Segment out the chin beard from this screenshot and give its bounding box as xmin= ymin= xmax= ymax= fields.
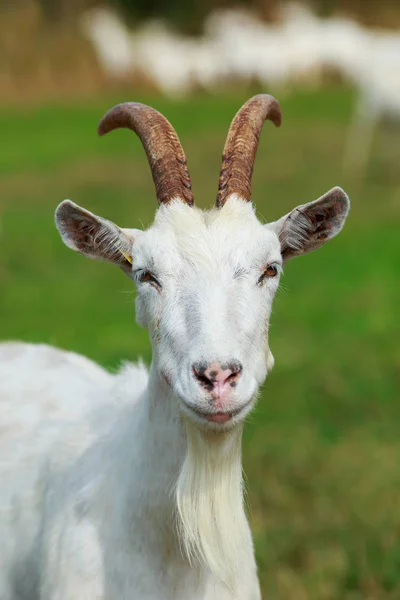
xmin=175 ymin=420 xmax=251 ymax=588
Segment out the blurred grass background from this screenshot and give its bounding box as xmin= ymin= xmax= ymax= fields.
xmin=1 ymin=85 xmax=399 ymax=598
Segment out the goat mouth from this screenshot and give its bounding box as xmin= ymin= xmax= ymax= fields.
xmin=205 ymin=412 xmax=232 ymax=423
xmin=185 ymin=401 xmax=252 ymax=426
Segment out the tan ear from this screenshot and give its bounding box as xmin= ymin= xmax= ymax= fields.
xmin=270 ymin=187 xmax=350 ymax=261
xmin=55 ymin=200 xmax=138 ymax=269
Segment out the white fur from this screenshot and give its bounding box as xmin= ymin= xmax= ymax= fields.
xmin=176 ymin=423 xmax=249 ymax=589
xmin=0 ymin=192 xmax=348 ymax=599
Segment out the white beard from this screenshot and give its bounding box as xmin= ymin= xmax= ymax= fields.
xmin=175 ymin=421 xmax=250 ymax=588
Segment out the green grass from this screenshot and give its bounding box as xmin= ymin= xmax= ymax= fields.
xmin=1 ymin=87 xmax=399 ymax=598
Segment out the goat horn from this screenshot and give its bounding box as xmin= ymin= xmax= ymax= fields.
xmin=98 ymin=102 xmax=194 ymax=206
xmin=216 ymin=94 xmax=282 ymax=208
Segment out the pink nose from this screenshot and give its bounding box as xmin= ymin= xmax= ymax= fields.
xmin=192 ymin=361 xmax=242 ymax=394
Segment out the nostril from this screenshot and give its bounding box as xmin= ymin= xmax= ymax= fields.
xmin=226 ymin=371 xmax=237 ymax=383
xmin=192 ymin=365 xmax=213 ymax=389
xmin=224 ymin=363 xmax=242 ymax=387
xmin=225 ymin=362 xmax=243 ymax=378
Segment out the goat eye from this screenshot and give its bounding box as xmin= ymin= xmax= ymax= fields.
xmin=138 ymin=271 xmax=161 ymax=288
xmin=257 ymin=264 xmax=279 ymax=285
xmin=265 ymin=265 xmax=278 ymax=278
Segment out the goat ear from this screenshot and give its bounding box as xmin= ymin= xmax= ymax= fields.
xmin=55 ymin=200 xmax=137 ymax=270
xmin=270 ymin=187 xmax=350 ymax=261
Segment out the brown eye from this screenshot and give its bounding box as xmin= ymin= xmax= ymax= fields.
xmin=265 ymin=265 xmax=278 ymax=278
xmin=139 ymin=271 xmax=152 ymax=282
xmin=257 ymin=264 xmax=279 ymax=285
xmin=138 ymin=271 xmax=161 ymax=288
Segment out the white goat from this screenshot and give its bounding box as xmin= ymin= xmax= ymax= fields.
xmin=0 ymin=95 xmax=350 ymax=600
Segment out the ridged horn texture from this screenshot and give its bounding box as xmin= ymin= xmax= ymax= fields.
xmin=98 ymin=102 xmax=194 ymax=206
xmin=216 ymin=94 xmax=282 ymax=208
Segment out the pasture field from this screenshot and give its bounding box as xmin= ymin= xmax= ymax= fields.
xmin=0 ymin=88 xmax=399 ymax=599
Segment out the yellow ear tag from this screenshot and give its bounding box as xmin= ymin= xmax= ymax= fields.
xmin=120 ymin=250 xmax=133 ymax=264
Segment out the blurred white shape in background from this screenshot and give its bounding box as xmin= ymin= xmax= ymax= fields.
xmin=81 ymin=8 xmax=135 ymax=77
xmin=342 ymin=31 xmax=400 ymax=174
xmin=80 ymin=3 xmax=400 ymax=173
xmin=134 ymin=21 xmax=193 ymax=97
xmin=204 ymin=10 xmax=286 ymax=86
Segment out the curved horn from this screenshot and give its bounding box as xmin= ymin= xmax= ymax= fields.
xmin=98 ymin=102 xmax=194 ymax=206
xmin=216 ymin=94 xmax=282 ymax=208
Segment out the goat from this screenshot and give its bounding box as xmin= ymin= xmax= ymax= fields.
xmin=0 ymin=95 xmax=350 ymax=600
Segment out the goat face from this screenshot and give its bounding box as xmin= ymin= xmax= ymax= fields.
xmin=132 ymin=197 xmax=281 ymax=429
xmin=56 ymin=186 xmax=349 ymax=431
xmin=55 ymin=96 xmax=350 ymax=432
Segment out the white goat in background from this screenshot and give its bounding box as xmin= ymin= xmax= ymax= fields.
xmin=81 ymin=3 xmax=400 ymax=108
xmin=0 ymin=95 xmax=349 ymax=600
